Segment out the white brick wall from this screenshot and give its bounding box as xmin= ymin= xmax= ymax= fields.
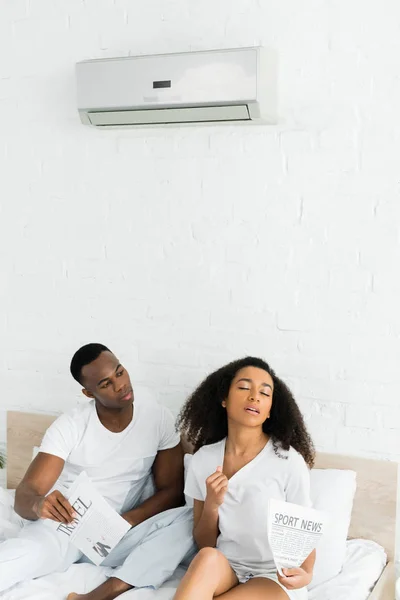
xmin=0 ymin=0 xmax=399 ymax=558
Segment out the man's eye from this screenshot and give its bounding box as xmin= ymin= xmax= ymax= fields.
xmin=117 ymin=370 xmax=124 ymax=377
xmin=102 ymin=382 xmax=110 ymax=388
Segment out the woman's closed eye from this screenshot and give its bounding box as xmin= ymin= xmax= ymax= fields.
xmin=239 ymin=386 xmax=270 ymax=397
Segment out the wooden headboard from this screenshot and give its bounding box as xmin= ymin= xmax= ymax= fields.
xmin=7 ymin=411 xmax=58 ymax=490
xmin=6 ymin=411 xmax=398 ymax=563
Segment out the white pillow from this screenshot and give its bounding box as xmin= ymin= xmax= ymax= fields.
xmin=309 ymin=469 xmax=356 ymax=589
xmin=183 ymin=454 xmax=356 ymax=589
xmin=310 ymin=539 xmax=386 ymax=600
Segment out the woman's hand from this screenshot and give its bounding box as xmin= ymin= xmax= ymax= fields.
xmin=204 ymin=467 xmax=228 ymax=510
xmin=278 ymin=567 xmax=313 ymax=590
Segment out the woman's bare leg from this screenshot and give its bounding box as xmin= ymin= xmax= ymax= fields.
xmin=217 ymin=576 xmax=290 ymax=599
xmin=173 ymin=548 xmax=238 ymax=600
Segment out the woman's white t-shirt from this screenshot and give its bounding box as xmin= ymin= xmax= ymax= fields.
xmin=39 ymin=396 xmax=179 ymax=514
xmin=185 ymin=438 xmax=312 ymax=578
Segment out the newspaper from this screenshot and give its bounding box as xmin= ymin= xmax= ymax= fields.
xmin=49 ymin=472 xmax=131 ymax=565
xmin=267 ymin=499 xmax=327 ymax=576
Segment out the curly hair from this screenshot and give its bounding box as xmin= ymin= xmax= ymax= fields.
xmin=177 ymin=356 xmax=315 ymax=468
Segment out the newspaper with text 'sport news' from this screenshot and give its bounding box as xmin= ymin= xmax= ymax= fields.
xmin=268 ymin=499 xmax=328 ymax=576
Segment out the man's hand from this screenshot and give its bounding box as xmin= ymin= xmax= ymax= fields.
xmin=34 ymin=490 xmax=76 ymax=524
xmin=278 ymin=567 xmax=313 ymax=590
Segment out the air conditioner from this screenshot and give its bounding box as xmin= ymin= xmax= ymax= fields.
xmin=76 ymin=47 xmax=277 ymax=128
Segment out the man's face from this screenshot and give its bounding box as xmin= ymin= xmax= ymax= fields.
xmin=81 ymin=351 xmax=134 ymax=409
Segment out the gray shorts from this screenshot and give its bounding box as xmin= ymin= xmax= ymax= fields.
xmin=234 ymin=569 xmax=308 ymax=600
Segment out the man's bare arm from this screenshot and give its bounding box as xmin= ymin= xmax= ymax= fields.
xmin=15 ymin=452 xmax=75 ymax=523
xmin=122 ymin=443 xmax=185 ymax=527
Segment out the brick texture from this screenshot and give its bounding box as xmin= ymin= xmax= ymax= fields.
xmin=0 ymin=0 xmax=399 ymax=536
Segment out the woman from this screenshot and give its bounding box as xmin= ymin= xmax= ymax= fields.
xmin=174 ymin=356 xmax=316 ymax=600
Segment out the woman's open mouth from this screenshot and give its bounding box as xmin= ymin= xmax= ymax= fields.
xmin=244 ymin=406 xmax=260 ymax=415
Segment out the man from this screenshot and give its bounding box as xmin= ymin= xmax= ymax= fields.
xmin=0 ymin=343 xmax=195 ymax=599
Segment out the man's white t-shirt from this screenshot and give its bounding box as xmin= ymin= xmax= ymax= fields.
xmin=40 ymin=396 xmax=180 ymax=514
xmin=185 ymin=438 xmax=311 ymax=578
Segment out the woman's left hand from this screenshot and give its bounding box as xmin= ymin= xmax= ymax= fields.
xmin=278 ymin=567 xmax=313 ymax=590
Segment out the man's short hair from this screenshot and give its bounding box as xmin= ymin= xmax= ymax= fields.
xmin=70 ymin=343 xmax=111 ymax=384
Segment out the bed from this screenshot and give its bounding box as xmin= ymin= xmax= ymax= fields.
xmin=2 ymin=410 xmax=398 ymax=600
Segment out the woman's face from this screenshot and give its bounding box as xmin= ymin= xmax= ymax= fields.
xmin=222 ymin=366 xmax=274 ymax=427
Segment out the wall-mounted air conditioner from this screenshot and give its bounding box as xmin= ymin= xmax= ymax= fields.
xmin=76 ymin=47 xmax=277 ymax=128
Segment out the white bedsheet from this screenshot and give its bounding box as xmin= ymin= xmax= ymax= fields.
xmin=0 ymin=487 xmax=386 ymax=600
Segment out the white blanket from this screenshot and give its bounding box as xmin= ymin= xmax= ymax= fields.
xmin=0 ymin=488 xmax=386 ymax=600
